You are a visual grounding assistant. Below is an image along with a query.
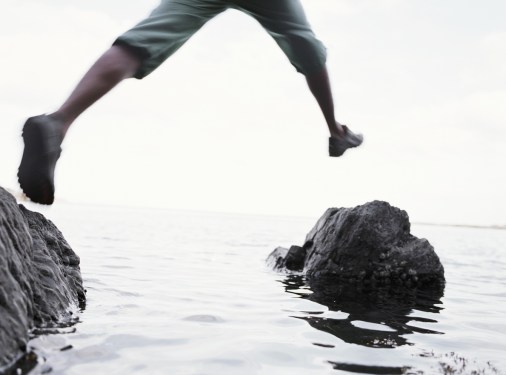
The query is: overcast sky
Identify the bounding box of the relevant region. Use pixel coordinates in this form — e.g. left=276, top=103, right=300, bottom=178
left=1, top=0, right=505, bottom=225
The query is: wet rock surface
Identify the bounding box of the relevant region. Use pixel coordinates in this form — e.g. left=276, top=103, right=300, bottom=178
left=0, top=187, right=85, bottom=370
left=268, top=201, right=445, bottom=289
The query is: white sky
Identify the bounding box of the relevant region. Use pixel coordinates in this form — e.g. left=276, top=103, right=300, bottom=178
left=1, top=0, right=505, bottom=225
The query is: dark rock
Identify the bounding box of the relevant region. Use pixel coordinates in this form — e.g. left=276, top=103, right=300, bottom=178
left=268, top=245, right=306, bottom=272
left=284, top=245, right=306, bottom=271
left=271, top=202, right=446, bottom=354
left=267, top=201, right=445, bottom=289
left=267, top=247, right=289, bottom=271
left=0, top=187, right=85, bottom=369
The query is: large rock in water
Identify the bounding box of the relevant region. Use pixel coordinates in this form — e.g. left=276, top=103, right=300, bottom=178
left=268, top=201, right=445, bottom=289
left=0, top=187, right=85, bottom=370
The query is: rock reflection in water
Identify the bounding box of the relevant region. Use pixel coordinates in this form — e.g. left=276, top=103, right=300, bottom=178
left=281, top=275, right=444, bottom=349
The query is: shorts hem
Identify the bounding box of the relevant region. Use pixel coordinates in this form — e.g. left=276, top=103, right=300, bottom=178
left=112, top=38, right=152, bottom=79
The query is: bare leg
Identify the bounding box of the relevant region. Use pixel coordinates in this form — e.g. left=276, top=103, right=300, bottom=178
left=51, top=45, right=142, bottom=137
left=305, top=66, right=345, bottom=138
left=18, top=45, right=142, bottom=204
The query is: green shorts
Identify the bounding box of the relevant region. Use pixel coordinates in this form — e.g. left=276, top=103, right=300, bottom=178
left=114, top=0, right=327, bottom=78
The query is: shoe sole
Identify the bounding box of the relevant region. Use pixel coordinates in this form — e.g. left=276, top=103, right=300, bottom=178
left=329, top=135, right=363, bottom=157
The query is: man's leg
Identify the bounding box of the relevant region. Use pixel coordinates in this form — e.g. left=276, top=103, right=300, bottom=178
left=304, top=66, right=343, bottom=139
left=17, top=45, right=141, bottom=205
left=19, top=0, right=227, bottom=204
left=53, top=45, right=141, bottom=136
left=56, top=0, right=227, bottom=137
left=237, top=0, right=362, bottom=155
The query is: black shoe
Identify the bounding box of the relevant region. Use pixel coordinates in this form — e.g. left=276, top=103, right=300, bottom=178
left=329, top=125, right=364, bottom=157
left=18, top=115, right=63, bottom=205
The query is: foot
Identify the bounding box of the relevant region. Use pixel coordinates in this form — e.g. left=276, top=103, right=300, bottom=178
left=18, top=115, right=64, bottom=204
left=329, top=125, right=363, bottom=157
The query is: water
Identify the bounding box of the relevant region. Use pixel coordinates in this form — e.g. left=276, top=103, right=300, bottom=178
left=18, top=203, right=506, bottom=374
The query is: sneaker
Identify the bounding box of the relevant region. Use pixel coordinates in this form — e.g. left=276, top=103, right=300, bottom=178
left=18, top=115, right=63, bottom=205
left=329, top=125, right=363, bottom=157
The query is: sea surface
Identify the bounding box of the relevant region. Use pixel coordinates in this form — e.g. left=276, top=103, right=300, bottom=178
left=18, top=203, right=506, bottom=374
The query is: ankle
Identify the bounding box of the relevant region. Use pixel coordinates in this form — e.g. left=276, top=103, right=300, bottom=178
left=329, top=121, right=345, bottom=138
left=48, top=112, right=71, bottom=137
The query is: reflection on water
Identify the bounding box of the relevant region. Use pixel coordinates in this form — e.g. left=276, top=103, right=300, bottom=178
left=328, top=361, right=410, bottom=375
left=281, top=275, right=445, bottom=373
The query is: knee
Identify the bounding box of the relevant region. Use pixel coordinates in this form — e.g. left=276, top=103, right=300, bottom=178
left=281, top=33, right=327, bottom=75
left=100, top=45, right=143, bottom=81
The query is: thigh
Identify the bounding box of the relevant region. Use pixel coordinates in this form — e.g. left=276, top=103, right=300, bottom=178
left=234, top=0, right=326, bottom=75
left=124, top=0, right=228, bottom=45
left=234, top=0, right=311, bottom=33
left=115, top=0, right=228, bottom=78
left=148, top=0, right=228, bottom=22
